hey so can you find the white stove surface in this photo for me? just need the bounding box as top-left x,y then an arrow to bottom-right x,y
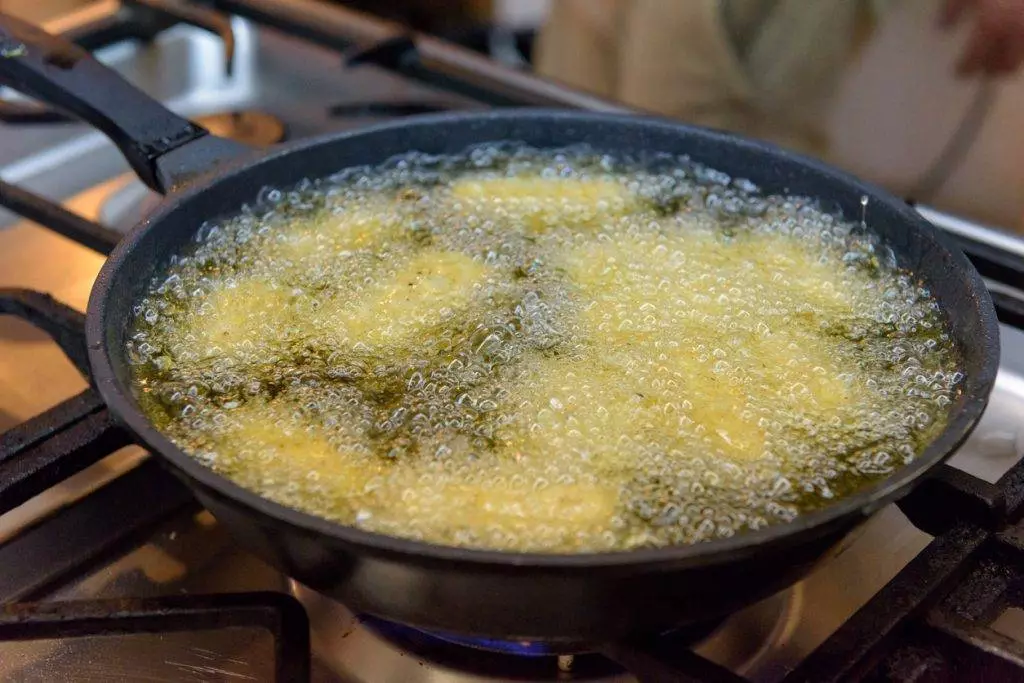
1,7 -> 1023,682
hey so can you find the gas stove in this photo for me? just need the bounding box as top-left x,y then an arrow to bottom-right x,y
1,2 -> 1024,681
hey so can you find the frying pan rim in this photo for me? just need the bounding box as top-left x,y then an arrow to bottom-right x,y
86,108 -> 1000,570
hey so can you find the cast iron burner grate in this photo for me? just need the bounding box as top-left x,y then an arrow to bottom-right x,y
3,3 -> 1024,683
0,593 -> 311,682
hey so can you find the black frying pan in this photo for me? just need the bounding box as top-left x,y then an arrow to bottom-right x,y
0,14 -> 1000,643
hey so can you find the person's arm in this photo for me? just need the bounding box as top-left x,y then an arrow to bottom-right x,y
532,0 -> 626,99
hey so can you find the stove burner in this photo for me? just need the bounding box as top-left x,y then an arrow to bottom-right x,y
193,111 -> 286,147
289,578 -> 619,680
288,576 -> 776,681
361,614 -> 721,658
356,614 -> 628,679
363,616 -> 571,656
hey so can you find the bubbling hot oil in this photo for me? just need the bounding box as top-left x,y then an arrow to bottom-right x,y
126,144 -> 962,553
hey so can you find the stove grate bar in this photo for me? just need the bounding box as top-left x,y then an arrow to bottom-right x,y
786,510 -> 1024,681
345,35 -> 541,108
947,232 -> 1024,300
783,522 -> 989,683
0,101 -> 72,124
996,446 -> 1024,524
0,289 -> 91,376
0,390 -> 101,464
0,0 -> 236,126
869,620 -> 1024,682
213,0 -> 627,111
0,397 -> 130,515
0,457 -> 194,602
855,530 -> 1024,681
0,181 -> 121,255
0,289 -> 134,514
927,618 -> 1024,670
897,464 -> 1005,536
0,591 -> 310,682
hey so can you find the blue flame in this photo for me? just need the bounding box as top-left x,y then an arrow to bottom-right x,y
361,614 -> 559,656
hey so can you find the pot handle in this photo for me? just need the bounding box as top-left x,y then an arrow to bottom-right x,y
0,13 -> 251,194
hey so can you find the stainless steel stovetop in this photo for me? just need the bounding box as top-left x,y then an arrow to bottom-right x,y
1,4 -> 1023,681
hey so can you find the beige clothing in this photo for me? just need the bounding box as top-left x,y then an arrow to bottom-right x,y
534,0 -> 893,158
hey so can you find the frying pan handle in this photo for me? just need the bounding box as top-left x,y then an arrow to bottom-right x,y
0,13 -> 250,194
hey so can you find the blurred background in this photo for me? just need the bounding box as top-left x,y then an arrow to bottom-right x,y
2,0 -> 1023,233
